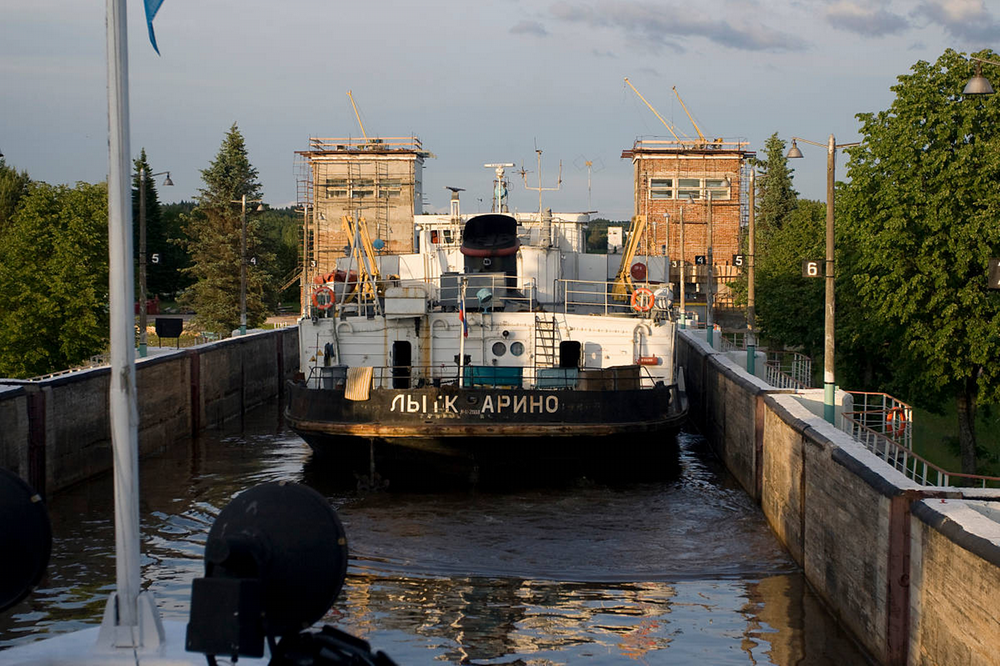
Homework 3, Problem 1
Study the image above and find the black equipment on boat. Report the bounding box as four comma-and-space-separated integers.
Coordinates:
0, 468, 51, 613
186, 481, 394, 664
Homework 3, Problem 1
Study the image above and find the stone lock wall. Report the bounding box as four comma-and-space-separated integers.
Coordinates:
0, 327, 299, 496
676, 329, 1000, 666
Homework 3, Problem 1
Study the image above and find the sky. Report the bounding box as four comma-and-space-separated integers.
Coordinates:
2, 0, 997, 221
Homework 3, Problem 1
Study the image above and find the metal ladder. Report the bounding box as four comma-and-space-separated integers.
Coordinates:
534, 315, 559, 369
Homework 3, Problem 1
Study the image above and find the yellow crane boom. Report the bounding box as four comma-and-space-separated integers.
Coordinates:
347, 90, 368, 142
672, 86, 706, 144
623, 78, 682, 143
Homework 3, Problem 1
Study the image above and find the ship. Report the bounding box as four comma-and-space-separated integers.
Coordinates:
284, 164, 687, 483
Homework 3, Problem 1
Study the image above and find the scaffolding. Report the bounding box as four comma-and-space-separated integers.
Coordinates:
295, 136, 432, 313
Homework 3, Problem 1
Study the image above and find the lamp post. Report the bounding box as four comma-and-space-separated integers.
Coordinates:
137, 168, 172, 357
747, 168, 756, 375
706, 190, 714, 347
233, 195, 265, 336
786, 135, 859, 424
678, 206, 686, 328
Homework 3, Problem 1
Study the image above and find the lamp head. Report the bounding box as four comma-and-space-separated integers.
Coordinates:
162, 173, 174, 187
786, 139, 804, 159
964, 61, 995, 96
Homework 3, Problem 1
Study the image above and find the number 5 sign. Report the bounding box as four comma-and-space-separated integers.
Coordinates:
990, 258, 1000, 290
802, 260, 822, 278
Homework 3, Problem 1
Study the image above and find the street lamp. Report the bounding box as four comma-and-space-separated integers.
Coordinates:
786, 135, 859, 424
137, 168, 172, 358
964, 57, 998, 95
232, 195, 265, 336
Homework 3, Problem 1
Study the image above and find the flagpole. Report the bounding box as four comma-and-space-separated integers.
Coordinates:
102, 0, 163, 648
458, 277, 466, 388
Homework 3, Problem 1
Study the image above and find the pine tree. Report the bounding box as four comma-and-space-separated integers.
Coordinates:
753, 133, 798, 256
180, 124, 269, 334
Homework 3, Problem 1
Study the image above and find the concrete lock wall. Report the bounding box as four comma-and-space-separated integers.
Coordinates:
675, 330, 1000, 666
0, 328, 299, 496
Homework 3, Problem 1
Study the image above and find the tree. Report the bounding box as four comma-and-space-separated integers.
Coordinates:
180, 124, 270, 333
0, 157, 31, 237
754, 133, 798, 256
160, 201, 196, 298
753, 199, 826, 358
0, 181, 109, 378
132, 149, 172, 298
731, 134, 799, 309
840, 49, 1000, 475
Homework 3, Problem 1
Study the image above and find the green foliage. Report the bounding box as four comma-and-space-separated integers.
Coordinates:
840, 49, 1000, 473
754, 199, 826, 358
0, 157, 31, 237
585, 217, 612, 253
0, 181, 109, 378
160, 200, 196, 297
754, 133, 798, 254
255, 207, 301, 307
180, 124, 272, 334
731, 134, 800, 310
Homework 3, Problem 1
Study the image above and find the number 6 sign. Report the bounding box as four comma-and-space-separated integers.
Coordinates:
802, 260, 822, 278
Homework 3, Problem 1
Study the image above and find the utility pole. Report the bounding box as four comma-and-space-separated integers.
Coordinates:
137, 167, 172, 357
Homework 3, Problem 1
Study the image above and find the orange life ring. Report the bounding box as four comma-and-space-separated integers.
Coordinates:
630, 287, 655, 313
311, 285, 335, 311
886, 407, 907, 437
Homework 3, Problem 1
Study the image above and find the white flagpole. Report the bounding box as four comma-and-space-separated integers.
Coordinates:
106, 0, 142, 633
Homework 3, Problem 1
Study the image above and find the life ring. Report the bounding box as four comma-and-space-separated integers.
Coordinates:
886, 407, 907, 437
630, 287, 655, 313
312, 285, 335, 311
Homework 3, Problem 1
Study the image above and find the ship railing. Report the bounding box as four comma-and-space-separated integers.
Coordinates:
306, 363, 668, 392
839, 391, 1000, 488
309, 274, 539, 316
555, 279, 673, 317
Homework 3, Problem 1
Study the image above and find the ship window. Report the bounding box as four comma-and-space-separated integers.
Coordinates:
510, 341, 525, 356
649, 178, 673, 200
492, 342, 507, 357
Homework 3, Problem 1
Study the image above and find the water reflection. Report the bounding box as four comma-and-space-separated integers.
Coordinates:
0, 401, 869, 664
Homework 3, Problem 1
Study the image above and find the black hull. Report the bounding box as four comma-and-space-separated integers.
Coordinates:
285, 380, 687, 486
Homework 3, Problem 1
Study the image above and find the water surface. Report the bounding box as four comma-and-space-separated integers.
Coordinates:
0, 402, 870, 664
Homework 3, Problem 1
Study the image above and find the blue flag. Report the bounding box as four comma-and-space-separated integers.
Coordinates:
144, 0, 165, 54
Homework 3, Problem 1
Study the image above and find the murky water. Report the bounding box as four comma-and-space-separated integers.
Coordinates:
0, 402, 870, 664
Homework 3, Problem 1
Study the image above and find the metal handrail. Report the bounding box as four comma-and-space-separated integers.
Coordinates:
305, 363, 664, 392
841, 391, 1000, 489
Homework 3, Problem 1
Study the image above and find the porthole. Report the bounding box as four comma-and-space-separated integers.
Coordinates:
510, 341, 525, 357
492, 341, 507, 357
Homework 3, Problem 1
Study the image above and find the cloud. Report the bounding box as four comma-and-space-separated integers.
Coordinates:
548, 1, 807, 52
826, 2, 909, 35
510, 20, 549, 36
913, 0, 1000, 41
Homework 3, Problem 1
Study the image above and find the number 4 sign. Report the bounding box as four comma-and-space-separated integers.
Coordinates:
989, 258, 1000, 290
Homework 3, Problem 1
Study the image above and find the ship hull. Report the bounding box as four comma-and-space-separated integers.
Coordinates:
285, 380, 687, 484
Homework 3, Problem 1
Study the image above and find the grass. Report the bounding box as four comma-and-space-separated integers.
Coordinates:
910, 403, 1000, 478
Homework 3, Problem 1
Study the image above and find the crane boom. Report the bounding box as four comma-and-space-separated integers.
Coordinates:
623, 78, 681, 142
672, 86, 706, 144
346, 90, 369, 142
